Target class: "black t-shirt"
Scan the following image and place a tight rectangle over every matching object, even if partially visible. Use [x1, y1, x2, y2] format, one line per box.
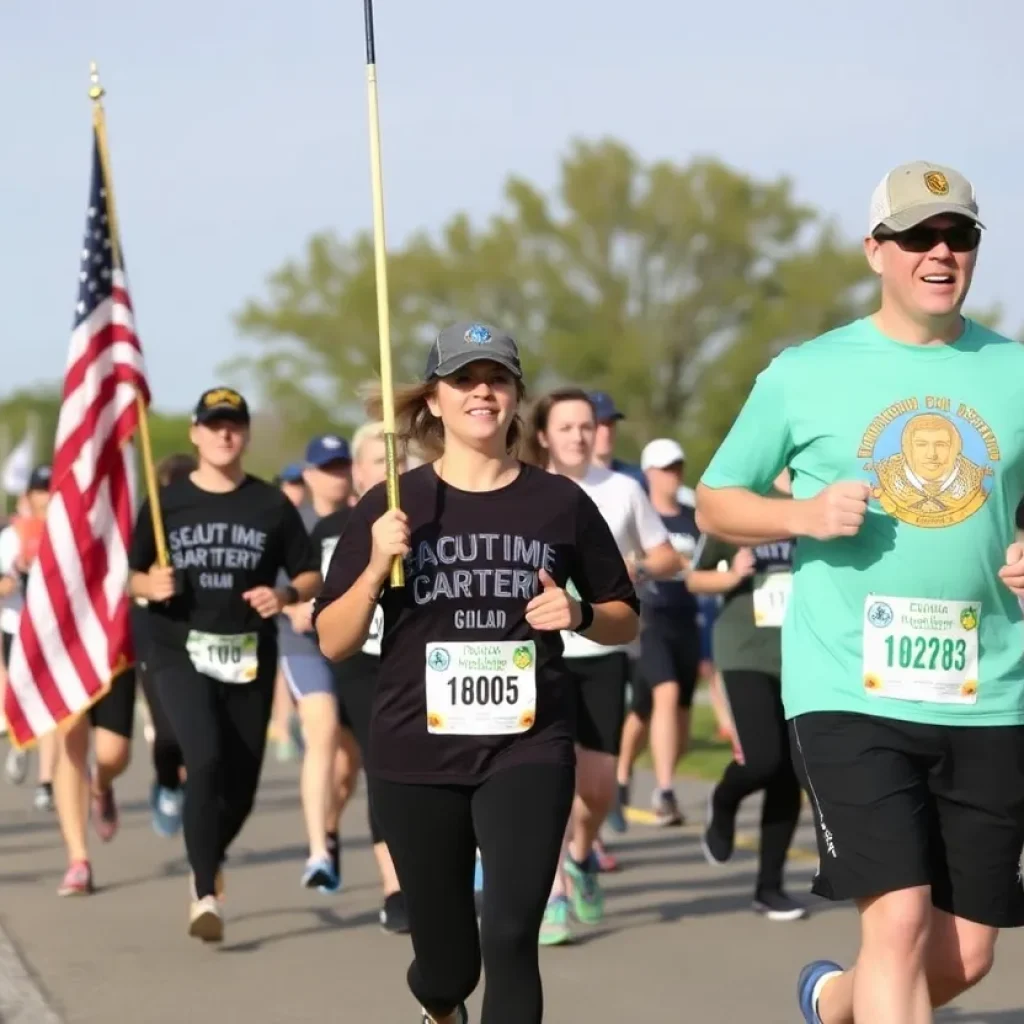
[311, 506, 386, 665]
[640, 506, 699, 620]
[310, 507, 352, 582]
[312, 462, 638, 784]
[129, 475, 318, 652]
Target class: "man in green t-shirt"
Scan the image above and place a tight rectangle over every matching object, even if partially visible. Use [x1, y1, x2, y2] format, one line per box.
[697, 161, 1024, 1024]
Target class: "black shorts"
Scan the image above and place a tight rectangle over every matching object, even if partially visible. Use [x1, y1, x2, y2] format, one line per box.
[332, 651, 377, 751]
[632, 613, 701, 718]
[88, 667, 137, 739]
[565, 652, 629, 756]
[791, 711, 1024, 929]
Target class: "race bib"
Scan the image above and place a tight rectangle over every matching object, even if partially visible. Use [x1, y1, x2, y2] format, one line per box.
[753, 571, 792, 628]
[362, 604, 383, 657]
[862, 596, 979, 705]
[186, 630, 259, 684]
[424, 640, 537, 736]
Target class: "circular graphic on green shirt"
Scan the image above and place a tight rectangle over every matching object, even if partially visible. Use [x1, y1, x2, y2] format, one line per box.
[857, 397, 997, 528]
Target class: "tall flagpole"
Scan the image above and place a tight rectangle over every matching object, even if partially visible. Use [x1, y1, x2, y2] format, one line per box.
[88, 63, 169, 569]
[363, 0, 404, 589]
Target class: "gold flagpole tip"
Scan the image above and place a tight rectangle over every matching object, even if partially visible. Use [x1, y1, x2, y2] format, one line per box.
[88, 61, 105, 102]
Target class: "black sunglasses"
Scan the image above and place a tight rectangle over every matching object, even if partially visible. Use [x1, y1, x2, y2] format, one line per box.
[873, 222, 981, 254]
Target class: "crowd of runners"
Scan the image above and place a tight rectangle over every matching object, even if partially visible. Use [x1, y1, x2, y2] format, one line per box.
[2, 158, 1023, 1024]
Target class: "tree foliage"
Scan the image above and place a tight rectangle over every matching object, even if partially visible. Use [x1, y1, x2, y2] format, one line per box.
[233, 139, 879, 473]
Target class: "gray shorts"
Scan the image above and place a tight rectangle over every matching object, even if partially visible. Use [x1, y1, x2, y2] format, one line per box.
[280, 653, 335, 701]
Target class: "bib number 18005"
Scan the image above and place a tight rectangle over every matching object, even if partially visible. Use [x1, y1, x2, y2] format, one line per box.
[425, 640, 537, 736]
[448, 674, 520, 707]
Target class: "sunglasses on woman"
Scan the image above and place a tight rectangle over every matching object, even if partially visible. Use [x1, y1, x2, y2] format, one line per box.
[872, 222, 981, 254]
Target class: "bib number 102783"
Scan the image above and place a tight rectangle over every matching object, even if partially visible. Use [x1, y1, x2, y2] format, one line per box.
[862, 595, 979, 705]
[425, 640, 537, 736]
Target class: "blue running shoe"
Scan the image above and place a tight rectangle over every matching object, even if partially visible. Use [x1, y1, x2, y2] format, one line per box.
[302, 855, 338, 892]
[798, 960, 843, 1023]
[151, 784, 184, 838]
[606, 782, 629, 834]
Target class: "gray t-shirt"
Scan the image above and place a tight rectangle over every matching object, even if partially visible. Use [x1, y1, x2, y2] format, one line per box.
[277, 503, 321, 657]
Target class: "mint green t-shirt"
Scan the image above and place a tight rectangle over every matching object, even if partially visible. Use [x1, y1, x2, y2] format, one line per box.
[700, 316, 1024, 727]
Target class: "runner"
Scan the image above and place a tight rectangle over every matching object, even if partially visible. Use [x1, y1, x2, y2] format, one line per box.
[269, 466, 305, 763]
[140, 453, 194, 838]
[688, 469, 806, 921]
[279, 433, 361, 892]
[276, 463, 306, 507]
[53, 665, 139, 896]
[523, 388, 679, 944]
[696, 162, 1024, 1023]
[310, 419, 409, 932]
[128, 386, 320, 941]
[614, 438, 701, 828]
[0, 468, 57, 807]
[587, 390, 646, 490]
[314, 322, 639, 1024]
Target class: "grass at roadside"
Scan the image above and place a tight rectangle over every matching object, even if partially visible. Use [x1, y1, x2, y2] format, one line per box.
[635, 701, 733, 782]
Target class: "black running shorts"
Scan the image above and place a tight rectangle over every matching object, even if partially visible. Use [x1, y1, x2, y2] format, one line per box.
[332, 651, 377, 751]
[564, 652, 630, 756]
[88, 667, 137, 740]
[790, 710, 1024, 929]
[632, 612, 701, 718]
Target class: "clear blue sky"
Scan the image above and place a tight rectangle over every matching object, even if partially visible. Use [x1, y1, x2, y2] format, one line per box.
[3, 0, 1022, 412]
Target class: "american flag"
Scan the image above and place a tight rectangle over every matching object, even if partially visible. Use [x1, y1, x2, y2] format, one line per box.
[3, 129, 149, 747]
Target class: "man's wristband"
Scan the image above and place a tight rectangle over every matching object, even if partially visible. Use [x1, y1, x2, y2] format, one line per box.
[574, 600, 594, 634]
[280, 584, 300, 607]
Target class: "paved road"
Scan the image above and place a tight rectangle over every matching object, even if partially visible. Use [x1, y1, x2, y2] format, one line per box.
[1, 736, 1022, 1023]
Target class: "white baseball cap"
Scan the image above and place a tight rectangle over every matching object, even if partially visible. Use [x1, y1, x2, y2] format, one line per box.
[640, 438, 685, 471]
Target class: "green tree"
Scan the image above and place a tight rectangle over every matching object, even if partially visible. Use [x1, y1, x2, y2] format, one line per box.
[232, 139, 950, 470]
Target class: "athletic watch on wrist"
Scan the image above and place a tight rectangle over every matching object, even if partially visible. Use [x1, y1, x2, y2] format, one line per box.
[573, 600, 594, 634]
[279, 584, 300, 607]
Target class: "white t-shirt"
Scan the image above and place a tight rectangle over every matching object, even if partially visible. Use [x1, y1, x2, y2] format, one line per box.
[0, 526, 23, 635]
[562, 466, 670, 659]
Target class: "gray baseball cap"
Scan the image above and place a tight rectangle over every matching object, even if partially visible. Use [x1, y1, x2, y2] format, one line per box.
[423, 321, 523, 381]
[869, 161, 984, 234]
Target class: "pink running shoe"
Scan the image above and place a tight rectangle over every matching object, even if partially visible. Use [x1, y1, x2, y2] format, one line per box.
[58, 860, 94, 897]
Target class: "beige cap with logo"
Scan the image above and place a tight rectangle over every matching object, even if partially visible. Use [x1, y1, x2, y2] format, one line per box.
[868, 161, 984, 234]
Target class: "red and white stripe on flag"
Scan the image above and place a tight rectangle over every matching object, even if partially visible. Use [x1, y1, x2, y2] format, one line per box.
[3, 266, 149, 747]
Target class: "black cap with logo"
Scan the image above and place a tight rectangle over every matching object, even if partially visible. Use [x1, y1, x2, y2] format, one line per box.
[192, 387, 251, 426]
[423, 322, 522, 381]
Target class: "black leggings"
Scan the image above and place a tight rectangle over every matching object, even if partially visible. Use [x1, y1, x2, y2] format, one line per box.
[714, 669, 802, 893]
[132, 604, 184, 790]
[373, 761, 575, 1023]
[151, 643, 276, 899]
[139, 665, 184, 790]
[332, 653, 381, 843]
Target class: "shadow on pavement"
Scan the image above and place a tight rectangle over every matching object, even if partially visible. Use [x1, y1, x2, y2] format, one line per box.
[219, 905, 382, 952]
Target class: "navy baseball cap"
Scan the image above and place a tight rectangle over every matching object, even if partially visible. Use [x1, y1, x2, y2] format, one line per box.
[192, 387, 251, 426]
[277, 463, 303, 484]
[588, 391, 625, 423]
[305, 434, 351, 467]
[423, 321, 522, 381]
